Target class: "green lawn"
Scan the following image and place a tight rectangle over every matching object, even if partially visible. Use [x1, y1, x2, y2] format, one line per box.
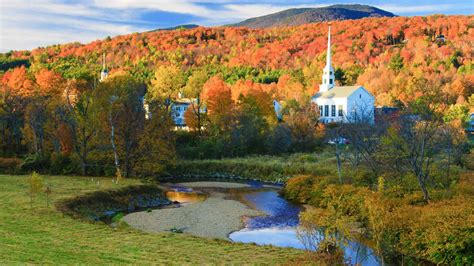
[0, 174, 303, 264]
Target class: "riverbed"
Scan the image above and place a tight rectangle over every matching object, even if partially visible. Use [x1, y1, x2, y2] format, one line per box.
[122, 181, 380, 265]
[122, 182, 262, 239]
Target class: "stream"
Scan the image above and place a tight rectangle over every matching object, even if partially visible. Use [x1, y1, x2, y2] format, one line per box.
[165, 180, 380, 265]
[229, 189, 379, 265]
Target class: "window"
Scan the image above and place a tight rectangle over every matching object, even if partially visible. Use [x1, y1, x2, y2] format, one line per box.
[331, 105, 336, 117]
[359, 94, 362, 99]
[323, 79, 326, 84]
[324, 105, 329, 117]
[338, 105, 343, 116]
[329, 79, 333, 85]
[330, 71, 333, 75]
[319, 106, 323, 116]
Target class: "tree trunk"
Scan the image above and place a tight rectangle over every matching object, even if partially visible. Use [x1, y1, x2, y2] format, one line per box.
[335, 143, 343, 184]
[109, 111, 120, 179]
[418, 176, 430, 202]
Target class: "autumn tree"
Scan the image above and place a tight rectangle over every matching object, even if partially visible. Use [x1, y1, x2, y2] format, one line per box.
[149, 65, 186, 112]
[283, 99, 322, 152]
[229, 94, 270, 156]
[201, 76, 234, 135]
[95, 74, 146, 178]
[65, 79, 98, 175]
[378, 106, 447, 202]
[134, 101, 176, 176]
[183, 69, 209, 134]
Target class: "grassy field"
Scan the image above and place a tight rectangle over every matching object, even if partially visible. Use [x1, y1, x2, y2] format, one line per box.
[0, 174, 303, 264]
[173, 152, 340, 183]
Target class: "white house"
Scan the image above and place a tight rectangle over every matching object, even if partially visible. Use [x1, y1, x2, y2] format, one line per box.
[171, 97, 193, 129]
[311, 27, 375, 124]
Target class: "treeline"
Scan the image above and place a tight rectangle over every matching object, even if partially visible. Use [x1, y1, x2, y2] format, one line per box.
[0, 69, 175, 178]
[1, 15, 473, 178]
[0, 63, 323, 177]
[1, 62, 472, 179]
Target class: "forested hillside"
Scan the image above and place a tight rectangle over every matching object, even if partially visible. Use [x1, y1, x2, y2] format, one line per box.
[2, 15, 472, 107]
[0, 15, 472, 174]
[1, 14, 473, 265]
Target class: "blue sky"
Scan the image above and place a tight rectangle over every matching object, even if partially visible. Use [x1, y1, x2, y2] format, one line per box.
[1, 0, 473, 52]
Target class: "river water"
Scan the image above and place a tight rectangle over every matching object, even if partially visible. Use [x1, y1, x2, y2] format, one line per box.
[166, 181, 380, 265]
[228, 189, 380, 265]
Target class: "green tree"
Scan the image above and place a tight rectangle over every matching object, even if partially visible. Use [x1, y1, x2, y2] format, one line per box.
[29, 171, 43, 209]
[388, 53, 404, 73]
[149, 65, 186, 112]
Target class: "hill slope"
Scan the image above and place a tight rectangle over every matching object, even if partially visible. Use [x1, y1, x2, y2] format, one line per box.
[233, 4, 396, 28]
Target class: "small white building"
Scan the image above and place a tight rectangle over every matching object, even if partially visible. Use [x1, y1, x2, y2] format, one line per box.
[100, 53, 108, 82]
[171, 98, 192, 128]
[312, 26, 375, 124]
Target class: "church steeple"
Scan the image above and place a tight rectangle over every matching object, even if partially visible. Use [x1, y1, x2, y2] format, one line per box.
[319, 26, 335, 92]
[100, 53, 108, 82]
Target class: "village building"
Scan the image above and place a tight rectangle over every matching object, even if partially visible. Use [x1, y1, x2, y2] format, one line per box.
[312, 27, 375, 124]
[170, 94, 195, 129]
[100, 53, 108, 82]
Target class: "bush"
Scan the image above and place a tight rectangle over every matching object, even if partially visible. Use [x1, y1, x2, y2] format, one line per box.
[283, 175, 318, 204]
[50, 153, 80, 175]
[0, 157, 23, 173]
[20, 154, 50, 173]
[57, 185, 170, 221]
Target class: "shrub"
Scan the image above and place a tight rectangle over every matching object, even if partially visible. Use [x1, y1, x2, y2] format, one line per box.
[0, 157, 23, 173]
[50, 153, 80, 175]
[283, 175, 316, 203]
[20, 154, 50, 173]
[56, 185, 170, 221]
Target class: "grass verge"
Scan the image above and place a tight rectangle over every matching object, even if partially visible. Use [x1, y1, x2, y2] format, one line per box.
[0, 174, 303, 264]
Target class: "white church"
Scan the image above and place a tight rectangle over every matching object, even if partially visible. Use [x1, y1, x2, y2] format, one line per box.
[312, 27, 375, 124]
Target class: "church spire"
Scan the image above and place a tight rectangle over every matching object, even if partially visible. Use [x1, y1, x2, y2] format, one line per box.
[100, 52, 108, 82]
[326, 26, 331, 69]
[319, 25, 335, 92]
[102, 53, 107, 70]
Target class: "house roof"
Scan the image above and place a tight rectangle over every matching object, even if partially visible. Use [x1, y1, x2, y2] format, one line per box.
[312, 85, 363, 99]
[173, 98, 194, 104]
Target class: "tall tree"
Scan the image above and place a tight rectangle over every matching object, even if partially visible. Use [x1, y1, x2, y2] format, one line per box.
[201, 76, 234, 135]
[149, 65, 186, 112]
[95, 74, 146, 178]
[183, 70, 209, 135]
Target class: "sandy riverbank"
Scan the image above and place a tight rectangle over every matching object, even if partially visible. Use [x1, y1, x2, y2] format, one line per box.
[177, 181, 252, 189]
[122, 182, 262, 239]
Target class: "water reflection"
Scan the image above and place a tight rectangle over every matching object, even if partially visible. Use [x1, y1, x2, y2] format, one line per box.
[230, 189, 380, 266]
[165, 186, 208, 203]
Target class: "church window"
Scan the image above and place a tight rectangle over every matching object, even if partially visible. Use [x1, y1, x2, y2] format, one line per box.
[324, 105, 329, 117]
[331, 105, 336, 116]
[338, 105, 343, 116]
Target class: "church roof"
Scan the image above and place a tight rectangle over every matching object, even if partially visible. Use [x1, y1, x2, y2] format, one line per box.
[312, 85, 363, 99]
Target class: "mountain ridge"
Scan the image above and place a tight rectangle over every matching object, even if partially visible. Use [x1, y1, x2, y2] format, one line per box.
[232, 4, 396, 28]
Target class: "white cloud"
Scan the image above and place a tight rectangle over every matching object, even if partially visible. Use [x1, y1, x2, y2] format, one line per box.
[0, 0, 471, 52]
[0, 0, 147, 51]
[376, 4, 470, 14]
[92, 0, 211, 16]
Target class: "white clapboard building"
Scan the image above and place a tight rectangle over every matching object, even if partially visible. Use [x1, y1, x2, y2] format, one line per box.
[312, 27, 375, 124]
